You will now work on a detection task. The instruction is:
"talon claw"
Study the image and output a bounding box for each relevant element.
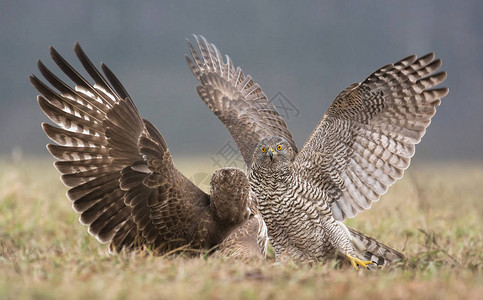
[346,253,375,269]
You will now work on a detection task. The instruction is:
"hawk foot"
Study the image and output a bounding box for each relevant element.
[346,253,374,269]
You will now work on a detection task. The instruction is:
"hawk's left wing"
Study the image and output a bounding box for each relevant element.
[31,43,213,253]
[294,53,448,221]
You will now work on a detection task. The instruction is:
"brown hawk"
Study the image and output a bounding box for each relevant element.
[30,43,267,259]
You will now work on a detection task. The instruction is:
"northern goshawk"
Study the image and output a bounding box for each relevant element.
[186,35,448,268]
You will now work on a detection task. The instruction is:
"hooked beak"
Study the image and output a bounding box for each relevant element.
[268,147,274,161]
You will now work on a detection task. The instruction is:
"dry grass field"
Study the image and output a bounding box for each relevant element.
[0,157,482,300]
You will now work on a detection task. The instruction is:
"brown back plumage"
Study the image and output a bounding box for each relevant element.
[31,43,267,258]
[218,192,268,260]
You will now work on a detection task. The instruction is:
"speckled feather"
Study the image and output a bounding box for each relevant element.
[187,36,448,265]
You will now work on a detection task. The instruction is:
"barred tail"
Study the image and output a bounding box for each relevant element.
[348,227,405,266]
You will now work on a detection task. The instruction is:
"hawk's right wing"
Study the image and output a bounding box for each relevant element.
[186,35,297,169]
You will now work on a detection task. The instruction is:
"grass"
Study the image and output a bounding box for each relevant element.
[0,156,482,299]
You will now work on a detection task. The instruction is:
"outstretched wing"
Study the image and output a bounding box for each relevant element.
[186,35,297,168]
[294,53,448,221]
[30,43,211,253]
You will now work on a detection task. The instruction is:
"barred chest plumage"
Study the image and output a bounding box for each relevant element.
[248,161,291,206]
[249,161,327,213]
[249,161,335,262]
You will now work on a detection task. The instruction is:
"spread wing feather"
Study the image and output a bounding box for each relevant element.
[295,53,448,220]
[31,43,212,252]
[186,35,297,168]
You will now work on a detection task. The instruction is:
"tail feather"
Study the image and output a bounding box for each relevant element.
[348,227,405,266]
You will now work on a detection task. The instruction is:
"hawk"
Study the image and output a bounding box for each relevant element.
[30,43,267,259]
[186,35,448,268]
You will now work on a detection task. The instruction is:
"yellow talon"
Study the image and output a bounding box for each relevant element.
[346,253,374,269]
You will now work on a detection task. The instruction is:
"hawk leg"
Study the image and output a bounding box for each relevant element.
[346,253,375,269]
[323,218,375,269]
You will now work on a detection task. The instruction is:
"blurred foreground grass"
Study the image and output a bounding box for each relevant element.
[0,156,482,300]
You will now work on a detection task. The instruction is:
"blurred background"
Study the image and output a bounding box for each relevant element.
[0,0,481,165]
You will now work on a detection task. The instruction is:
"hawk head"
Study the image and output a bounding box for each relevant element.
[252,136,296,166]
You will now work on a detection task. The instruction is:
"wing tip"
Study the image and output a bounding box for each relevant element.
[420,52,435,61]
[49,45,60,59]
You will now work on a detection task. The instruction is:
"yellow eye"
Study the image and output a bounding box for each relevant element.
[277,145,282,150]
[261,147,266,152]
